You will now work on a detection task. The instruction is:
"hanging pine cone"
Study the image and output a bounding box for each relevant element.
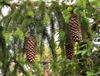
[25,35,36,63]
[68,14,82,42]
[65,42,74,59]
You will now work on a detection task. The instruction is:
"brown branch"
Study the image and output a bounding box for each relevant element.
[0,1,46,7]
[0,2,20,6]
[92,19,100,31]
[87,0,100,13]
[0,2,11,6]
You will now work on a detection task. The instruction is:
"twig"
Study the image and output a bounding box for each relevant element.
[87,0,100,13]
[92,19,100,31]
[0,2,20,6]
[13,58,30,76]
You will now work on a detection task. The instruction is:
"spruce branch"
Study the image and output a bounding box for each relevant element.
[0,1,47,8]
[40,36,45,55]
[0,26,10,76]
[12,64,18,76]
[0,1,20,6]
[50,13,55,34]
[43,27,57,61]
[2,60,11,76]
[13,58,30,76]
[92,19,100,31]
[87,0,100,13]
[0,1,11,6]
[51,1,66,29]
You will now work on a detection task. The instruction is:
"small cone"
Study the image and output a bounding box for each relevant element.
[68,14,82,42]
[25,35,36,63]
[65,42,74,59]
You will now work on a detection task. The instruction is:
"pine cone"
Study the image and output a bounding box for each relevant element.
[68,14,82,42]
[65,42,74,59]
[25,35,36,63]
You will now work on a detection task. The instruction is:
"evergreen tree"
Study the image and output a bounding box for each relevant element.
[0,0,100,76]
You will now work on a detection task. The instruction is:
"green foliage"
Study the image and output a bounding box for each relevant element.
[86,71,95,76]
[0,3,4,7]
[90,0,100,6]
[13,29,24,42]
[27,11,34,16]
[76,0,87,9]
[19,19,30,31]
[59,29,65,41]
[44,14,50,26]
[4,0,10,3]
[3,31,10,43]
[0,0,100,76]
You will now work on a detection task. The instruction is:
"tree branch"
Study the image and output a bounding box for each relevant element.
[44,27,57,61]
[0,1,20,6]
[13,58,30,76]
[87,0,100,13]
[92,19,100,31]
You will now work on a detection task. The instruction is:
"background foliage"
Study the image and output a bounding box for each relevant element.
[0,0,100,76]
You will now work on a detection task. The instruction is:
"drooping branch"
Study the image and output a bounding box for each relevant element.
[13,58,30,76]
[2,58,12,76]
[0,26,10,76]
[91,19,100,31]
[87,0,100,13]
[43,27,57,61]
[50,13,55,34]
[0,1,11,6]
